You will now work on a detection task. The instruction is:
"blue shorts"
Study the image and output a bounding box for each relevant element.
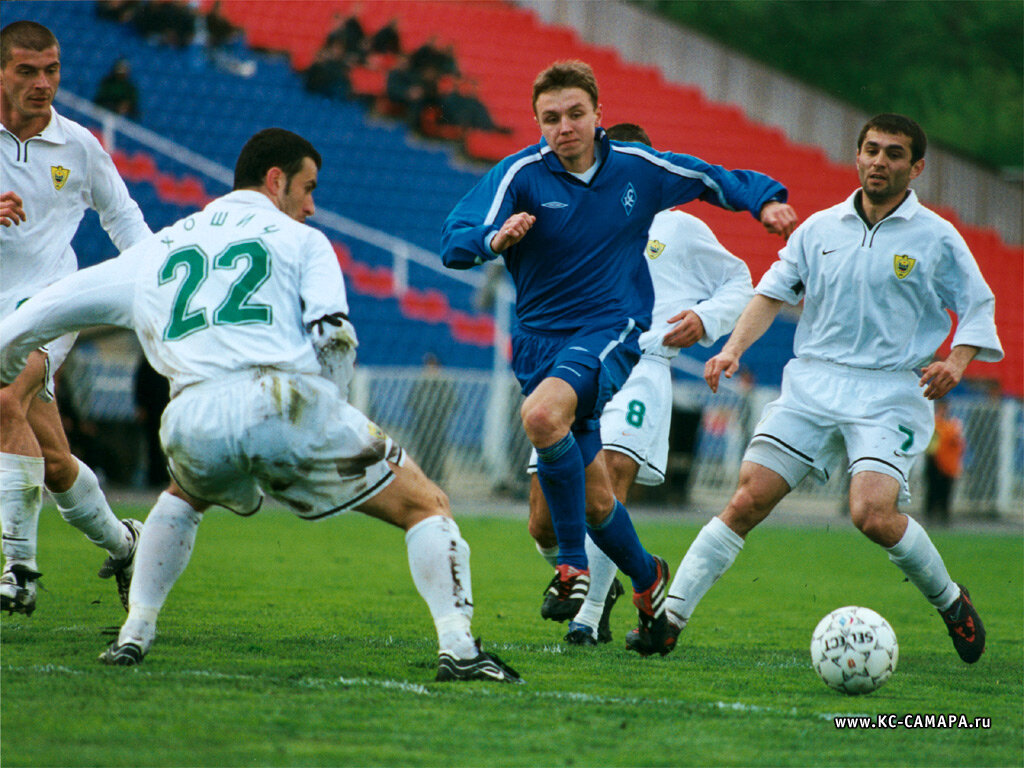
[511,320,642,432]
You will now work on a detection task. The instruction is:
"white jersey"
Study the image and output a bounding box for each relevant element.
[640,209,753,357]
[0,191,349,398]
[757,189,1003,370]
[0,107,150,311]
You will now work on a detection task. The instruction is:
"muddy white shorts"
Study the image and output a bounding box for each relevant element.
[744,357,933,503]
[527,355,672,485]
[160,370,404,518]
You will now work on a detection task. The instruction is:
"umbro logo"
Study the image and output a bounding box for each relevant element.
[542,201,568,208]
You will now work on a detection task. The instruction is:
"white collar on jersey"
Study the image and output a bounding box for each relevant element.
[840,187,921,223]
[1,106,67,145]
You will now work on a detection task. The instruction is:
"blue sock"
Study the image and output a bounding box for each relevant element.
[587,500,656,591]
[536,432,588,569]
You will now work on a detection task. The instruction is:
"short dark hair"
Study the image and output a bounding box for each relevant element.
[1,21,60,67]
[857,113,927,164]
[606,123,651,147]
[233,128,322,190]
[532,60,599,112]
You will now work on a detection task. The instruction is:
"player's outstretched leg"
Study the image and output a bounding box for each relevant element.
[938,584,985,664]
[884,515,985,663]
[627,515,745,654]
[586,500,674,656]
[100,491,204,666]
[0,453,44,616]
[358,459,522,683]
[565,536,622,645]
[534,432,590,622]
[47,455,141,611]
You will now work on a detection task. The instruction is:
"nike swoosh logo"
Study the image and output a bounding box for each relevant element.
[555,365,582,378]
[822,248,839,255]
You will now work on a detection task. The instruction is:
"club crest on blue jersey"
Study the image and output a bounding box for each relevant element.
[645,239,666,259]
[621,183,637,216]
[51,165,70,190]
[893,254,916,279]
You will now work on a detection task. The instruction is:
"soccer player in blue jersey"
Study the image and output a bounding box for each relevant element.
[441,60,797,653]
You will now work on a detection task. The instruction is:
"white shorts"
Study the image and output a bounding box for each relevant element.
[160,370,404,518]
[1,291,76,401]
[527,354,672,486]
[744,358,933,504]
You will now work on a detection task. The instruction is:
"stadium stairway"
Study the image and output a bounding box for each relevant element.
[206,0,1021,396]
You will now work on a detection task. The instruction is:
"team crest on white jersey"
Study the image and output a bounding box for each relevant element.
[645,239,666,259]
[621,183,637,215]
[51,165,70,190]
[893,254,916,279]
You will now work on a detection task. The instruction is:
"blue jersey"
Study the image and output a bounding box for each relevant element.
[441,129,787,333]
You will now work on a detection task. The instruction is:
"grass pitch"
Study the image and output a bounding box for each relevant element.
[2,503,1021,767]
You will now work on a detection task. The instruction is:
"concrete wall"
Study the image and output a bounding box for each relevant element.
[518,0,1022,244]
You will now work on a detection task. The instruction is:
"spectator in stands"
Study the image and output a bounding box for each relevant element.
[669,113,1002,665]
[200,1,256,78]
[384,54,427,120]
[304,40,351,101]
[134,1,196,48]
[367,18,401,58]
[442,60,796,656]
[439,76,508,134]
[95,0,141,24]
[94,58,140,119]
[409,37,457,80]
[326,7,367,65]
[924,399,964,525]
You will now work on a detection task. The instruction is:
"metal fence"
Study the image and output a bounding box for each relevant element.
[63,336,1022,520]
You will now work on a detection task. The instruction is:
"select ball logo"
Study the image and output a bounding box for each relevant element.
[810,606,899,695]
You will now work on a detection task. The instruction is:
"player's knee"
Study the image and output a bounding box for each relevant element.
[520,401,568,446]
[722,484,769,535]
[850,498,899,544]
[41,448,79,491]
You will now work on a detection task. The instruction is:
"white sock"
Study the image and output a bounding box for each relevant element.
[886,515,959,611]
[119,492,203,650]
[665,516,744,628]
[406,515,477,659]
[0,453,45,569]
[535,541,558,568]
[572,535,618,631]
[50,457,131,558]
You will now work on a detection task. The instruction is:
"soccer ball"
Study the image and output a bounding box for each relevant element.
[810,606,898,695]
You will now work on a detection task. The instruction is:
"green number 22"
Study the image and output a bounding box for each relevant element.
[160,240,272,341]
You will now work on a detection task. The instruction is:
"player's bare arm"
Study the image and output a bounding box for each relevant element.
[705,295,783,392]
[662,309,705,348]
[0,191,26,227]
[919,344,980,400]
[489,211,536,253]
[759,201,798,238]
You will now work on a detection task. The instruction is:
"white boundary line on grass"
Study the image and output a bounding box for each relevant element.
[6,664,851,720]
